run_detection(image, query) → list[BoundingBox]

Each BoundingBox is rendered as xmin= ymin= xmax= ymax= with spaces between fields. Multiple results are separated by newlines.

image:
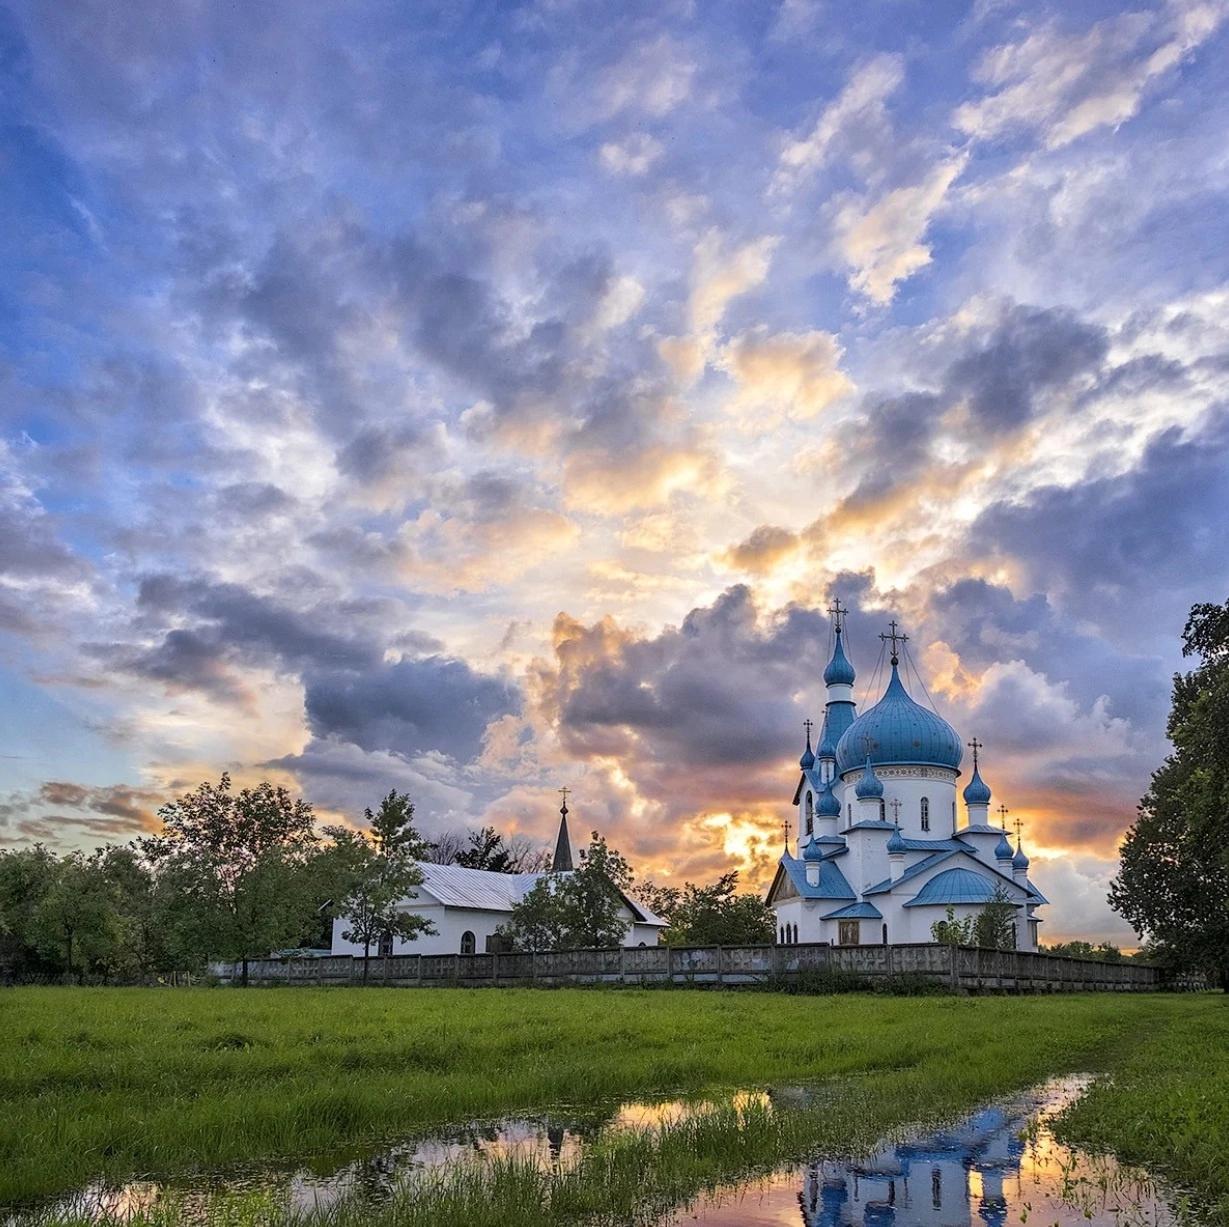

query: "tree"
xmin=972 ymin=886 xmax=1017 ymax=950
xmin=644 ymin=872 xmax=775 ymax=945
xmin=437 ymin=826 xmax=552 ymax=873
xmin=0 ymin=846 xmax=61 ymax=978
xmin=931 ymin=906 xmax=974 ymax=946
xmin=31 ymin=851 xmax=125 ymax=982
xmin=1042 ymin=940 xmax=1123 ymax=962
xmin=1111 ymin=599 xmax=1229 ymax=988
xmin=141 ymin=774 xmax=326 ymax=985
xmin=326 ymin=791 xmax=435 ymax=982
xmin=501 ymin=832 xmax=633 ymax=951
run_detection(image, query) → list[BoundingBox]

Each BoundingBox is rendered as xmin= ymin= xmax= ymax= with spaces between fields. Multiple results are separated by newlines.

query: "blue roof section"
xmin=904 ymin=867 xmax=1024 ymax=908
xmin=842 ymin=819 xmax=898 ymax=832
xmin=835 ymin=663 xmax=963 ymax=774
xmin=822 ymin=901 xmax=883 ymax=920
xmin=865 ymin=850 xmax=955 ymax=895
xmin=899 ymin=836 xmax=967 ymax=852
xmin=823 ymin=628 xmax=856 ymax=686
xmin=779 ymin=854 xmax=857 ymax=900
xmin=824 ymin=697 xmax=857 ymax=745
xmin=1026 ymin=880 xmax=1049 ymax=905
xmin=957 ymin=823 xmax=1008 ymax=835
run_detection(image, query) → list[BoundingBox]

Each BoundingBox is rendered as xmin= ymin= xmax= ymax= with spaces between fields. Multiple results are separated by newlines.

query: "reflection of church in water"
xmin=794 ymin=1099 xmax=1027 ymax=1227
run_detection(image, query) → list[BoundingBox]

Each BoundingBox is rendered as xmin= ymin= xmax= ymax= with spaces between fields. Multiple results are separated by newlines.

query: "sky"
xmin=2 ymin=0 xmax=1228 ymax=945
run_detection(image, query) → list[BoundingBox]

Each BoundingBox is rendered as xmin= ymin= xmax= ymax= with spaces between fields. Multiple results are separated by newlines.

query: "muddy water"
xmin=11 ymin=1078 xmax=1197 ymax=1226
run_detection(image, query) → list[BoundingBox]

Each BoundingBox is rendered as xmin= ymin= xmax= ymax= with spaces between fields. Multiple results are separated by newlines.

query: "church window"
xmin=932 ymin=1167 xmax=942 ymax=1210
xmin=805 ymin=791 xmax=814 ymax=835
xmin=878 ymin=799 xmax=886 ymax=821
xmin=838 ymin=920 xmax=860 ymax=946
xmin=952 ymin=799 xmax=957 ymax=825
xmin=779 ymin=926 xmax=784 ymax=944
xmin=921 ymin=797 xmax=930 ymax=831
xmin=881 ymin=924 xmax=888 ymax=945
xmin=847 ymin=804 xmax=852 ymax=822
xmin=460 ymin=931 xmax=476 ymax=956
xmin=377 ymin=931 xmax=393 ymax=958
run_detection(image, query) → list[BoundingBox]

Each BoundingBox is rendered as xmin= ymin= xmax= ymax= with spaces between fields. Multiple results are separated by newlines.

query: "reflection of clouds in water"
xmin=11 ymin=1080 xmax=1183 ymax=1227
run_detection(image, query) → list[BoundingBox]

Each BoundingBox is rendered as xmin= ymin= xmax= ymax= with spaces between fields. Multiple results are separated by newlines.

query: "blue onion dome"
xmin=995 ymin=832 xmax=1014 ymax=861
xmin=799 ymin=727 xmax=816 ymax=771
xmin=835 ymin=663 xmax=963 ymax=774
xmin=823 ymin=629 xmax=856 ymax=687
xmin=1012 ymin=841 xmax=1030 ymax=870
xmin=887 ymin=826 xmax=907 ymax=854
xmin=816 ymin=721 xmax=837 ymax=761
xmin=854 ymin=756 xmax=884 ymax=799
xmin=802 ymin=835 xmax=824 ymax=862
xmin=963 ymin=764 xmax=992 ymax=806
xmin=817 ymin=779 xmax=842 ymax=817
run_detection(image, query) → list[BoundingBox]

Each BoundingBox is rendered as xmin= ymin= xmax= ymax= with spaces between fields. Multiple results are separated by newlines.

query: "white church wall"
xmin=837 ymin=770 xmax=960 ymax=838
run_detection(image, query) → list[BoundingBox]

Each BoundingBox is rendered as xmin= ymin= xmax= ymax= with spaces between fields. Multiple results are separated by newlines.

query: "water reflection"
xmin=671 ymin=1078 xmax=1183 ymax=1226
xmin=9 ymin=1079 xmax=1190 ymax=1227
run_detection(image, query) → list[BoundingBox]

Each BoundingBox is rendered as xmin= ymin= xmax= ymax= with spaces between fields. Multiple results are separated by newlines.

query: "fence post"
xmin=666 ymin=945 xmax=673 ymax=984
xmin=619 ymin=944 xmax=626 ymax=985
xmin=532 ymin=950 xmax=538 ymax=983
xmin=949 ymin=944 xmax=960 ymax=993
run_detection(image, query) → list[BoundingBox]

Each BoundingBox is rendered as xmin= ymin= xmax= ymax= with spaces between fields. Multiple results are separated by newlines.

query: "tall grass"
xmin=0 ymin=987 xmax=1219 ymax=1213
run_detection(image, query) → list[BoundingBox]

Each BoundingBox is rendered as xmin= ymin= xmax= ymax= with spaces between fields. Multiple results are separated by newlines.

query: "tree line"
xmin=0 ymin=773 xmax=774 ymax=984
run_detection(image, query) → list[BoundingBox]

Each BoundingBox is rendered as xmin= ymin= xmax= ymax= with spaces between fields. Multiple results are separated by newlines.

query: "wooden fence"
xmin=212 ymin=942 xmax=1165 ymax=993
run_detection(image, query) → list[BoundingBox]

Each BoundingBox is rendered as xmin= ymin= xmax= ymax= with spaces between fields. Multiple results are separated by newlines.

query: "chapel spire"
xmin=551 ymin=787 xmax=574 ymax=872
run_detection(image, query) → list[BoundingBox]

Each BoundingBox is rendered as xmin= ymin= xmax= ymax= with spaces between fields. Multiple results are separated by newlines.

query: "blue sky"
xmin=2 ymin=0 xmax=1228 ymax=942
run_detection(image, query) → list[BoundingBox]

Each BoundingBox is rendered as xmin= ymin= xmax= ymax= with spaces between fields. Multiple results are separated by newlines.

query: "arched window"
xmin=847 ymin=803 xmax=852 ymax=822
xmin=879 ymin=799 xmax=886 ymax=821
xmin=882 ymin=924 xmax=889 ymax=945
xmin=779 ymin=925 xmax=784 ymax=944
xmin=805 ymin=791 xmax=814 ymax=834
xmin=377 ymin=931 xmax=393 ymax=958
xmin=921 ymin=797 xmax=930 ymax=832
xmin=952 ymin=799 xmax=957 ymax=826
xmin=460 ymin=931 xmax=476 ymax=956
xmin=791 ymin=924 xmax=798 ymax=944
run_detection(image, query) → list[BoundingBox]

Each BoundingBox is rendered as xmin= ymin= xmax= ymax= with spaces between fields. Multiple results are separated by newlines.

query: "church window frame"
xmin=921 ymin=797 xmax=930 ymax=832
xmin=805 ymin=791 xmax=814 ymax=835
xmin=878 ymin=799 xmax=886 ymax=821
xmin=377 ymin=930 xmax=393 ymax=958
xmin=838 ymin=920 xmax=860 ymax=946
xmin=460 ymin=930 xmax=476 ymax=956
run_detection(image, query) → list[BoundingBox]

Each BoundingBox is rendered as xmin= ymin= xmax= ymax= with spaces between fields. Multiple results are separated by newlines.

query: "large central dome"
xmin=835 ymin=663 xmax=963 ymax=774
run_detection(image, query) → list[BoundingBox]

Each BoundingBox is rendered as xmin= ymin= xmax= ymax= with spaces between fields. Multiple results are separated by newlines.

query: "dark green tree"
xmin=1111 ymin=599 xmax=1229 ymax=987
xmin=141 ymin=774 xmax=325 ymax=985
xmin=645 ymin=872 xmax=775 ymax=945
xmin=972 ymin=886 xmax=1018 ymax=950
xmin=501 ymin=832 xmax=633 ymax=951
xmin=930 ymin=906 xmax=974 ymax=946
xmin=325 ymin=791 xmax=435 ymax=981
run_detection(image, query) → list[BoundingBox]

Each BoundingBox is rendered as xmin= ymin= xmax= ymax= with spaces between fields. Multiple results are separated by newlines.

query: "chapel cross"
xmin=889 ymin=798 xmax=902 ymax=823
xmin=879 ymin=620 xmax=908 ymax=662
xmin=827 ymin=596 xmax=849 ymax=633
xmin=803 ymin=718 xmax=814 ymax=738
xmin=1013 ymin=812 xmax=1025 ymax=844
xmin=783 ymin=815 xmax=792 ymax=848
xmin=967 ymin=737 xmax=983 ymax=771
xmin=997 ymin=803 xmax=1010 ymax=829
xmin=558 ymin=785 xmax=571 ymax=814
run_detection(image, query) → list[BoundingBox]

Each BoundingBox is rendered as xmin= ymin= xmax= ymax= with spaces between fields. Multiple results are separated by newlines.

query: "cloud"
xmin=599 ymin=133 xmax=665 ymax=177
xmin=832 ymin=155 xmax=968 ymax=303
xmin=719 ymin=327 xmax=853 ymax=423
xmin=955 ymin=4 xmax=1226 ymax=149
xmin=305 ymin=655 xmax=520 ymax=765
xmin=772 ymin=53 xmax=905 ymax=195
xmin=721 ymin=525 xmax=802 ymax=574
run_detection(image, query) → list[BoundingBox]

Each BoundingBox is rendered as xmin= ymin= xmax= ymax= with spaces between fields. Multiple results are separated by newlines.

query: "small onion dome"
xmin=802 ymin=835 xmax=824 ymax=862
xmin=800 ymin=735 xmax=816 ymax=771
xmin=963 ymin=764 xmax=992 ymax=806
xmin=816 ymin=724 xmax=837 ymax=761
xmin=995 ymin=832 xmax=1014 ymax=861
xmin=823 ymin=629 xmax=856 ymax=687
xmin=1012 ymin=841 xmax=1030 ymax=870
xmin=887 ymin=827 xmax=907 ymax=854
xmin=817 ymin=780 xmax=842 ymax=817
xmin=855 ymin=757 xmax=884 ymax=799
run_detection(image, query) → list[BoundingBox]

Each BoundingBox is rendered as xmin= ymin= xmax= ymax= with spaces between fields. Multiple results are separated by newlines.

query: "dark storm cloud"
xmin=945 ymin=303 xmax=1108 ymax=430
xmin=972 ymin=409 xmax=1229 ymax=632
xmin=304 ymin=656 xmax=520 ymax=764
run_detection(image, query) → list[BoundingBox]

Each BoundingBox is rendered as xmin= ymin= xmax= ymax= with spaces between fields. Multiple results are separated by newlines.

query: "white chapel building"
xmin=330 ymin=800 xmax=666 ymax=957
xmin=767 ymin=610 xmax=1046 ymax=949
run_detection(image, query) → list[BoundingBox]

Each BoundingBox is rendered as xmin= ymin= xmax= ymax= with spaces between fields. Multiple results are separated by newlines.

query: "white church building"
xmin=330 ymin=800 xmax=666 ymax=957
xmin=767 ymin=608 xmax=1046 ymax=950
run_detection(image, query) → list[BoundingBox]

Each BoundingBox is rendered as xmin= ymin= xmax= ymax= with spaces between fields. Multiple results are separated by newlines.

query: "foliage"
xmin=452 ymin=825 xmax=551 ymax=873
xmin=501 ymin=832 xmax=633 ymax=951
xmin=1041 ymin=940 xmax=1124 ymax=962
xmin=325 ymin=791 xmax=434 ymax=979
xmin=141 ymin=774 xmax=328 ymax=983
xmin=930 ymin=906 xmax=974 ymax=945
xmin=972 ymin=886 xmax=1018 ymax=950
xmin=641 ymin=871 xmax=775 ymax=945
xmin=1111 ymin=598 xmax=1229 ymax=986
xmin=0 ymin=988 xmax=1219 ymax=1215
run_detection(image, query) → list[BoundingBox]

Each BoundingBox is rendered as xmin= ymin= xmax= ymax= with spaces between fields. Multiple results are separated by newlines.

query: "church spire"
xmin=551 ymin=787 xmax=574 ymax=872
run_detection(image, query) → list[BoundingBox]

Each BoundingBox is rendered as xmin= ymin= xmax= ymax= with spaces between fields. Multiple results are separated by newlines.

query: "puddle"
xmin=6 ymin=1078 xmax=1198 ymax=1226
xmin=666 ymin=1077 xmax=1189 ymax=1226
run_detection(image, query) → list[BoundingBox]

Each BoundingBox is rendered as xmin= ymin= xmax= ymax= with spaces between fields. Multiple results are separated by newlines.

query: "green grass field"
xmin=2 ymin=987 xmax=1225 ymax=1224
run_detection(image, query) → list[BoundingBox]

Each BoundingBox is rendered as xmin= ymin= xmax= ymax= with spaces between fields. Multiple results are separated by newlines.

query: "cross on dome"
xmin=827 ymin=596 xmax=848 ymax=633
xmin=557 ymin=785 xmax=570 ymax=815
xmin=967 ymin=737 xmax=983 ymax=770
xmin=879 ymin=620 xmax=908 ymax=664
xmin=997 ymin=803 xmax=1010 ymax=829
